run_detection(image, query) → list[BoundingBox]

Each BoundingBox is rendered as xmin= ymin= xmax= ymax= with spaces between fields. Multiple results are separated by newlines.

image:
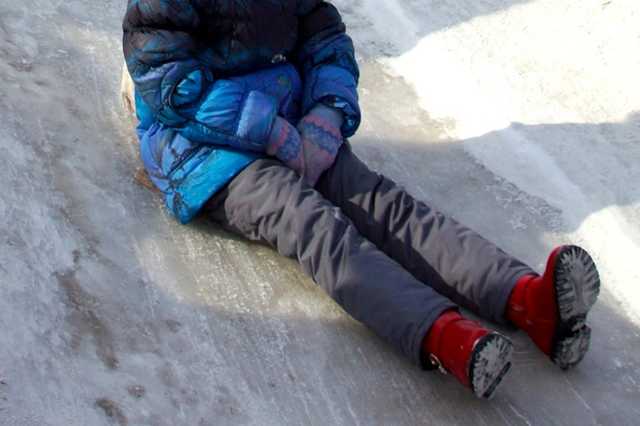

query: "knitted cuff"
xmin=307 ymin=103 xmax=344 ymax=134
xmin=267 ymin=117 xmax=302 ymax=162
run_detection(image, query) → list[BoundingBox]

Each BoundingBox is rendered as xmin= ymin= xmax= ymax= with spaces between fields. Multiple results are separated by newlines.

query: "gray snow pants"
xmin=204 ymin=143 xmax=535 ymax=366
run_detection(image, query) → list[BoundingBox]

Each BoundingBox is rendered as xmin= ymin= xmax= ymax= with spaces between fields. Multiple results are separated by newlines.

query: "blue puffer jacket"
xmin=123 ymin=1 xmax=361 ymax=223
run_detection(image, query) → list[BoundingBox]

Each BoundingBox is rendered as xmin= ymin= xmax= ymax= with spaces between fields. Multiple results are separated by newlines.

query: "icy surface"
xmin=1 ymin=0 xmax=639 ymax=425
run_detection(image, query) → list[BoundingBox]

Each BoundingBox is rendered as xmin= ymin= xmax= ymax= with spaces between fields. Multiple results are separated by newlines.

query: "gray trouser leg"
xmin=315 ymin=143 xmax=536 ymax=324
xmin=204 ymin=159 xmax=455 ymax=365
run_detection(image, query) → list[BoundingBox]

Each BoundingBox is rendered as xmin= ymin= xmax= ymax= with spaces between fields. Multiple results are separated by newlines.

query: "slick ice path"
xmin=1 ymin=0 xmax=639 ymax=425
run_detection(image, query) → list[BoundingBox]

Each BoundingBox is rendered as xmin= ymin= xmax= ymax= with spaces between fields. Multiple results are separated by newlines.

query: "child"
xmin=122 ymin=0 xmax=600 ymax=399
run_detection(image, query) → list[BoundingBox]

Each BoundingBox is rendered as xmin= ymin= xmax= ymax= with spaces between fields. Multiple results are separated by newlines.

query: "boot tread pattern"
xmin=552 ymin=245 xmax=600 ymax=370
xmin=469 ymin=333 xmax=513 ymax=399
xmin=554 ymin=326 xmax=591 ymax=368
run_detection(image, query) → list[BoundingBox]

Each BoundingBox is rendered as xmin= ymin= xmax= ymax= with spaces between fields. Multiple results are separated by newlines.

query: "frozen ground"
xmin=1 ymin=0 xmax=639 ymax=425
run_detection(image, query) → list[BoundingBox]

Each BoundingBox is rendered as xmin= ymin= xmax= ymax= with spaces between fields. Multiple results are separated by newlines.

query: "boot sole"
xmin=552 ymin=246 xmax=600 ymax=370
xmin=469 ymin=333 xmax=513 ymax=399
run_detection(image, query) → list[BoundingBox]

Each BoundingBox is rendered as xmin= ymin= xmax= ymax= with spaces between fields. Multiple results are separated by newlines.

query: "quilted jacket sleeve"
xmin=295 ymin=1 xmax=361 ymax=137
xmin=123 ymin=0 xmax=277 ymax=152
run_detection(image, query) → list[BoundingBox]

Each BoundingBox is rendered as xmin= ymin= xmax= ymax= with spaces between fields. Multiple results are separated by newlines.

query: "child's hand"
xmin=296 ymin=104 xmax=344 ymax=186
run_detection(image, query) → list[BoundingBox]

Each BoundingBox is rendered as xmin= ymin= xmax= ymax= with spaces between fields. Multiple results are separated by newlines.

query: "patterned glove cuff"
xmin=307 ymin=103 xmax=344 ymax=134
xmin=267 ymin=117 xmax=302 ymax=162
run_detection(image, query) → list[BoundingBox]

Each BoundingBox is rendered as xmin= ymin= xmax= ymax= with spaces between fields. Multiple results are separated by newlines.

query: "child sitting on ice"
xmin=122 ymin=0 xmax=600 ymax=398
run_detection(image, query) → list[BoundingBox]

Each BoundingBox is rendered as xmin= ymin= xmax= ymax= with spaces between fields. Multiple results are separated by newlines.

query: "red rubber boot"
xmin=423 ymin=310 xmax=513 ymax=399
xmin=507 ymin=245 xmax=600 ymax=369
